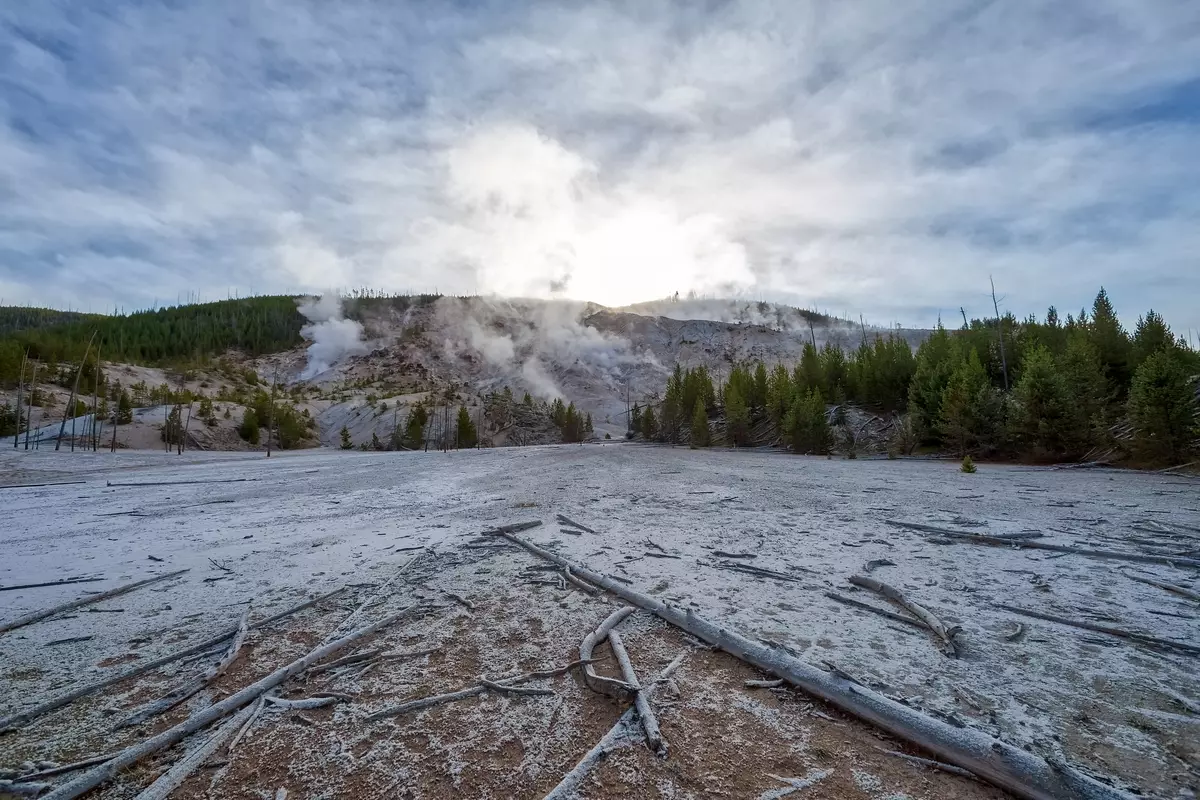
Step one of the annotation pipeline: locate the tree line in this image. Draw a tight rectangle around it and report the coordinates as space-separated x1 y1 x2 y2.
633 288 1198 466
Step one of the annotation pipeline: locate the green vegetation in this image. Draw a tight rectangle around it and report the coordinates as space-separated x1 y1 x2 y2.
456 406 478 449
239 410 261 445
642 288 1197 466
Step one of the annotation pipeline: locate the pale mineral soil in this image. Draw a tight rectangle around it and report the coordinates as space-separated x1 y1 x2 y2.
0 444 1197 799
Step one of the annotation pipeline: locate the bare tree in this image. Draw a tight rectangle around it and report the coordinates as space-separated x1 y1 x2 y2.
24 360 38 450
13 349 26 449
57 331 96 452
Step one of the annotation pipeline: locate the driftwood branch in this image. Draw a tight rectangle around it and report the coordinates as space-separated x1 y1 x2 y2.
745 679 786 689
0 588 345 733
607 630 664 755
848 576 960 656
42 606 415 800
757 769 832 799
0 570 189 635
0 779 51 797
579 608 636 700
263 696 343 710
710 561 808 584
994 603 1200 656
877 747 978 779
482 520 544 536
497 529 1133 800
887 519 1200 569
477 678 554 696
561 568 600 596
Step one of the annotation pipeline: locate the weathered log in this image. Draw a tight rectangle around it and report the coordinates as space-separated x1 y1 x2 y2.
607 630 664 755
0 588 345 732
994 604 1200 656
579 608 636 699
131 702 259 800
848 576 960 657
0 779 51 797
105 478 255 488
41 606 415 800
481 520 544 535
887 520 1200 569
876 748 977 780
0 578 105 593
561 568 600 596
0 570 189 635
263 696 342 710
758 770 832 799
745 679 786 689
477 678 554 697
711 561 808 583
496 529 1133 800
1122 572 1200 603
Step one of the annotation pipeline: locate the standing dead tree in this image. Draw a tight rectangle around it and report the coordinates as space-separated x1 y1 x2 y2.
56 331 96 451
24 360 38 450
990 276 1009 391
13 349 26 449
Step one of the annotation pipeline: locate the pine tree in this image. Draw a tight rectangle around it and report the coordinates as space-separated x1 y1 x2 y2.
724 384 749 445
117 390 133 424
1058 334 1108 454
908 325 961 444
338 424 352 450
938 351 1002 456
456 406 477 448
522 391 533 406
370 431 382 450
1128 351 1197 465
630 404 642 435
234 409 259 444
785 388 831 454
1013 346 1071 458
1131 310 1175 372
1088 287 1132 399
402 404 428 449
689 399 710 448
751 363 768 410
641 405 657 440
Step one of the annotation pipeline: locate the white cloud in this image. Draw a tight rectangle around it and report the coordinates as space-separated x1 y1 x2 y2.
0 1 1198 333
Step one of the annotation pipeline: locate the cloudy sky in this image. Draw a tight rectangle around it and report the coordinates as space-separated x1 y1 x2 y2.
1 1 1198 333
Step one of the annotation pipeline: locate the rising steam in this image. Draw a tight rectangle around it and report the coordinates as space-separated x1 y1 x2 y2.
298 293 367 379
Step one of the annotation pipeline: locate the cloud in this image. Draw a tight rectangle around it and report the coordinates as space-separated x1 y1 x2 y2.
1 1 1198 335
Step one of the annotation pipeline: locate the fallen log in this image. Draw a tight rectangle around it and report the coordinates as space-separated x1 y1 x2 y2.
848 576 960 657
41 606 415 800
1122 572 1200 603
0 481 86 490
482 520 544 535
579 608 636 700
0 578 105 593
6 754 116 782
993 604 1200 656
758 769 832 799
745 679 786 689
0 570 189 635
131 702 259 800
561 568 600 596
710 561 808 583
105 478 255 488
887 520 1200 569
0 779 51 797
0 587 346 732
263 696 342 710
607 630 664 755
877 748 977 780
824 592 925 630
542 651 687 800
496 529 1133 800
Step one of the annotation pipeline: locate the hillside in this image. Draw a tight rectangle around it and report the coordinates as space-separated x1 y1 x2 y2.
1 295 912 450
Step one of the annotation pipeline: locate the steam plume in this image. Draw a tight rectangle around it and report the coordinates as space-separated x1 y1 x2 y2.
298 294 367 379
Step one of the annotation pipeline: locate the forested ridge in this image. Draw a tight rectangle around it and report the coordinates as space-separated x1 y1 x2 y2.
638 288 1200 467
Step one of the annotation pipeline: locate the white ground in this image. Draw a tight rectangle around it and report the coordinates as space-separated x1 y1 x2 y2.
0 445 1197 798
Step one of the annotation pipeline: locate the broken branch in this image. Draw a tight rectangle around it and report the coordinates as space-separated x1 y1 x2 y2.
994 603 1200 656
848 575 959 657
607 629 664 755
579 608 637 700
555 514 596 534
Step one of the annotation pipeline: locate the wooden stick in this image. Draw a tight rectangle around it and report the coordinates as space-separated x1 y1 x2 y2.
496 530 1133 800
607 630 664 755
0 779 51 797
555 514 596 534
306 649 383 675
131 701 259 800
887 519 1200 569
9 753 116 782
1122 572 1200 603
848 576 960 657
0 587 346 732
0 578 104 593
710 561 808 584
745 679 786 688
481 520 544 535
542 651 688 800
0 481 87 490
264 696 342 710
0 570 189 635
825 591 925 629
759 769 832 799
579 608 636 699
106 478 256 488
367 659 588 720
42 606 416 800
993 603 1200 656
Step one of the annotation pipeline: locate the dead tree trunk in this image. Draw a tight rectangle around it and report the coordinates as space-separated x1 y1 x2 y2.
90 340 103 451
24 361 38 450
56 331 96 451
990 276 1009 391
13 349 26 449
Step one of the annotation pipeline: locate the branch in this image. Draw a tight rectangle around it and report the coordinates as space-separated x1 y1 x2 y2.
847 576 960 657
0 570 189 635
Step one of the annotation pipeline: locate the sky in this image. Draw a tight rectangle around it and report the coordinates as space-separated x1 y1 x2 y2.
1 1 1198 335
